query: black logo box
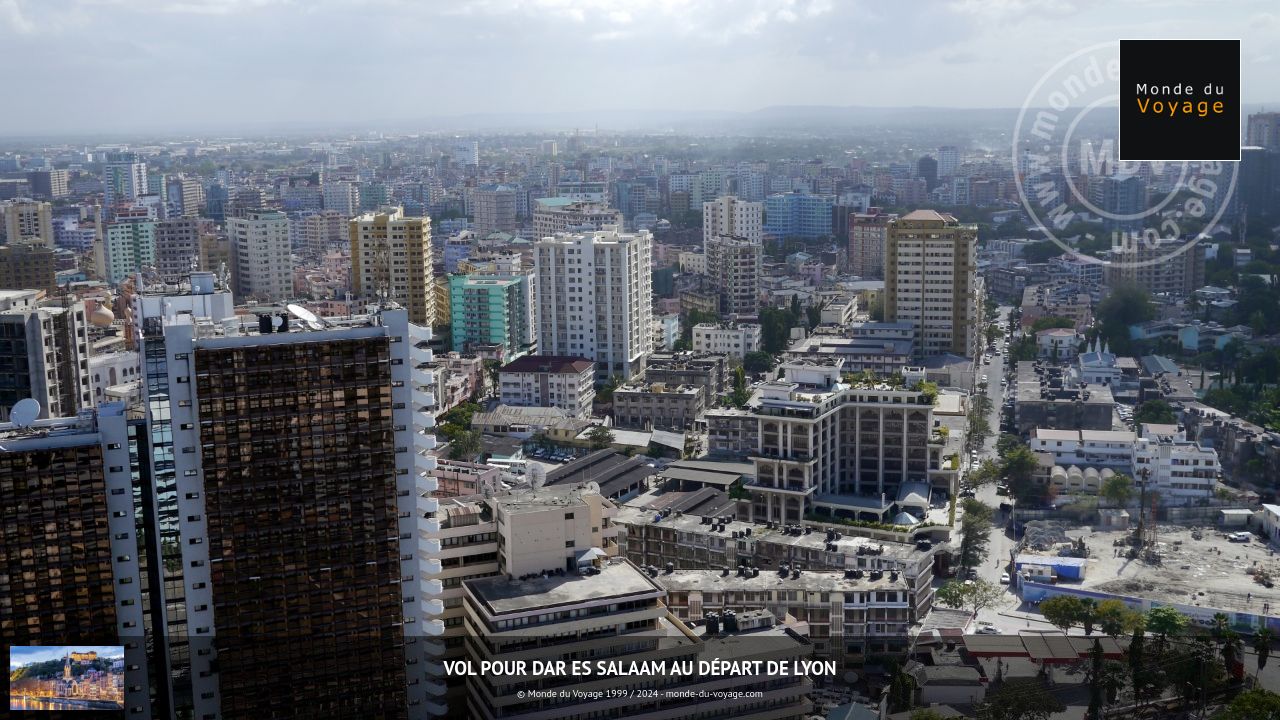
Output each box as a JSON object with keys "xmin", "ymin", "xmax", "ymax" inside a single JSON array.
[{"xmin": 1119, "ymin": 39, "xmax": 1241, "ymax": 162}]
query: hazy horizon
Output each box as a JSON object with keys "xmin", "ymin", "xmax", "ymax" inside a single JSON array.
[{"xmin": 3, "ymin": 0, "xmax": 1280, "ymax": 136}]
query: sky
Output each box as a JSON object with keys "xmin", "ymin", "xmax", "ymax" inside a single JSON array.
[
  {"xmin": 10, "ymin": 646, "xmax": 125, "ymax": 669},
  {"xmin": 1, "ymin": 0, "xmax": 1279, "ymax": 135}
]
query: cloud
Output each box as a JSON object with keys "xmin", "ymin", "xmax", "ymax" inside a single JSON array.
[{"xmin": 0, "ymin": 0, "xmax": 34, "ymax": 33}]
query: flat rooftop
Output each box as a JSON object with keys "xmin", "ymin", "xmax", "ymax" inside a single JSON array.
[
  {"xmin": 658, "ymin": 569, "xmax": 907, "ymax": 594},
  {"xmin": 1050, "ymin": 526, "xmax": 1280, "ymax": 616},
  {"xmin": 466, "ymin": 559, "xmax": 663, "ymax": 616}
]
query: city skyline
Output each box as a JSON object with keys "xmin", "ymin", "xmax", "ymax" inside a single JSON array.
[
  {"xmin": 9, "ymin": 646, "xmax": 124, "ymax": 670},
  {"xmin": 2, "ymin": 0, "xmax": 1280, "ymax": 135}
]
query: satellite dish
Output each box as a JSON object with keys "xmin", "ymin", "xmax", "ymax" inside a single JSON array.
[
  {"xmin": 9, "ymin": 398, "xmax": 40, "ymax": 429},
  {"xmin": 271, "ymin": 314, "xmax": 285, "ymax": 329},
  {"xmin": 583, "ymin": 481, "xmax": 600, "ymax": 495},
  {"xmin": 287, "ymin": 303, "xmax": 327, "ymax": 330}
]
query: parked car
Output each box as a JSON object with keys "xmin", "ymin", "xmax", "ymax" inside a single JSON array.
[{"xmin": 1000, "ymin": 572, "xmax": 1011, "ymax": 584}]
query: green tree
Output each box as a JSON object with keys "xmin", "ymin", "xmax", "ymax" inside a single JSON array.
[
  {"xmin": 728, "ymin": 366, "xmax": 751, "ymax": 408},
  {"xmin": 996, "ymin": 433, "xmax": 1023, "ymax": 457},
  {"xmin": 448, "ymin": 429, "xmax": 482, "ymax": 460},
  {"xmin": 1030, "ymin": 316, "xmax": 1075, "ymax": 332},
  {"xmin": 976, "ymin": 678, "xmax": 1066, "ymax": 720},
  {"xmin": 586, "ymin": 425, "xmax": 615, "ymax": 450},
  {"xmin": 1002, "ymin": 445, "xmax": 1044, "ymax": 505},
  {"xmin": 1095, "ymin": 282, "xmax": 1155, "ymax": 354},
  {"xmin": 1100, "ymin": 473, "xmax": 1135, "ymax": 508},
  {"xmin": 743, "ymin": 351, "xmax": 774, "ymax": 374},
  {"xmin": 936, "ymin": 579, "xmax": 1004, "ymax": 616},
  {"xmin": 1040, "ymin": 595, "xmax": 1086, "ymax": 633},
  {"xmin": 596, "ymin": 375, "xmax": 622, "ymax": 404},
  {"xmin": 868, "ymin": 295, "xmax": 885, "ymax": 322},
  {"xmin": 958, "ymin": 498, "xmax": 993, "ymax": 570},
  {"xmin": 1133, "ymin": 399, "xmax": 1177, "ymax": 426},
  {"xmin": 1146, "ymin": 606, "xmax": 1189, "ymax": 648},
  {"xmin": 1094, "ymin": 599, "xmax": 1142, "ymax": 638},
  {"xmin": 909, "ymin": 711, "xmax": 947, "ymax": 720},
  {"xmin": 1086, "ymin": 639, "xmax": 1105, "ymax": 720},
  {"xmin": 1217, "ymin": 688, "xmax": 1280, "ymax": 720},
  {"xmin": 968, "ymin": 458, "xmax": 1001, "ymax": 488}
]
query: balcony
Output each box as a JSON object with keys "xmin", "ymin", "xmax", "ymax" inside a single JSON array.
[
  {"xmin": 409, "ymin": 324, "xmax": 432, "ymax": 344},
  {"xmin": 420, "ymin": 577, "xmax": 443, "ymax": 595},
  {"xmin": 416, "ymin": 412, "xmax": 435, "ymax": 429},
  {"xmin": 424, "ymin": 598, "xmax": 445, "ymax": 615},
  {"xmin": 418, "ymin": 456, "xmax": 438, "ymax": 472},
  {"xmin": 424, "ymin": 661, "xmax": 444, "ymax": 676},
  {"xmin": 411, "ymin": 346, "xmax": 434, "ymax": 364},
  {"xmin": 422, "ymin": 558, "xmax": 443, "ymax": 575},
  {"xmin": 412, "ymin": 366, "xmax": 436, "ymax": 386},
  {"xmin": 418, "ymin": 494, "xmax": 439, "ymax": 514},
  {"xmin": 421, "ymin": 517, "xmax": 441, "ymax": 534},
  {"xmin": 422, "ymin": 538, "xmax": 442, "ymax": 555},
  {"xmin": 424, "ymin": 619, "xmax": 446, "ymax": 636},
  {"xmin": 423, "ymin": 679, "xmax": 447, "ymax": 697},
  {"xmin": 424, "ymin": 699, "xmax": 448, "ymax": 716},
  {"xmin": 415, "ymin": 431, "xmax": 438, "ymax": 451},
  {"xmin": 412, "ymin": 389, "xmax": 436, "ymax": 408},
  {"xmin": 420, "ymin": 475, "xmax": 439, "ymax": 492}
]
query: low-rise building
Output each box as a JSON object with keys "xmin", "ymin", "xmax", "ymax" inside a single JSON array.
[
  {"xmin": 691, "ymin": 322, "xmax": 761, "ymax": 359},
  {"xmin": 614, "ymin": 382, "xmax": 706, "ymax": 431},
  {"xmin": 1036, "ymin": 327, "xmax": 1081, "ymax": 360},
  {"xmin": 498, "ymin": 355, "xmax": 595, "ymax": 418},
  {"xmin": 1133, "ymin": 422, "xmax": 1221, "ymax": 499},
  {"xmin": 645, "ymin": 351, "xmax": 729, "ymax": 398},
  {"xmin": 1013, "ymin": 361, "xmax": 1115, "ymax": 435}
]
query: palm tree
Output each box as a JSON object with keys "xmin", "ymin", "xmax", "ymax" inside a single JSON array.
[
  {"xmin": 1222, "ymin": 630, "xmax": 1244, "ymax": 683},
  {"xmin": 1254, "ymin": 627, "xmax": 1275, "ymax": 680}
]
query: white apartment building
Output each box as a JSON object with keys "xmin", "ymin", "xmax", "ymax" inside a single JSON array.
[
  {"xmin": 703, "ymin": 195, "xmax": 763, "ymax": 247},
  {"xmin": 227, "ymin": 209, "xmax": 291, "ymax": 302},
  {"xmin": 535, "ymin": 227, "xmax": 653, "ymax": 382},
  {"xmin": 1030, "ymin": 429, "xmax": 1136, "ymax": 471},
  {"xmin": 1134, "ymin": 423, "xmax": 1221, "ymax": 499},
  {"xmin": 678, "ymin": 250, "xmax": 706, "ymax": 274},
  {"xmin": 691, "ymin": 322, "xmax": 761, "ymax": 359},
  {"xmin": 885, "ymin": 210, "xmax": 980, "ymax": 358},
  {"xmin": 323, "ymin": 181, "xmax": 359, "ymax": 217},
  {"xmin": 498, "ymin": 355, "xmax": 595, "ymax": 418}
]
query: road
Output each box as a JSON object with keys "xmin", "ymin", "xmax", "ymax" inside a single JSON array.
[{"xmin": 951, "ymin": 305, "xmax": 1032, "ymax": 631}]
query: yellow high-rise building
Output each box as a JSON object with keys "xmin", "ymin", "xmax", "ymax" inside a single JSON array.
[
  {"xmin": 885, "ymin": 209, "xmax": 981, "ymax": 359},
  {"xmin": 349, "ymin": 207, "xmax": 435, "ymax": 326}
]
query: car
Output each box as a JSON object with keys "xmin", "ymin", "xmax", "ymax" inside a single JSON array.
[
  {"xmin": 1000, "ymin": 572, "xmax": 1011, "ymax": 584},
  {"xmin": 959, "ymin": 489, "xmax": 976, "ymax": 498},
  {"xmin": 981, "ymin": 375, "xmax": 989, "ymax": 383},
  {"xmin": 1228, "ymin": 532, "xmax": 1252, "ymax": 543},
  {"xmin": 975, "ymin": 626, "xmax": 1003, "ymax": 635}
]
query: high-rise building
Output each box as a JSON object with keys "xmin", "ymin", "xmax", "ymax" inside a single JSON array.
[
  {"xmin": 0, "ymin": 243, "xmax": 57, "ymax": 292},
  {"xmin": 228, "ymin": 209, "xmax": 292, "ymax": 301},
  {"xmin": 350, "ymin": 207, "xmax": 436, "ymax": 326},
  {"xmin": 535, "ymin": 228, "xmax": 653, "ymax": 382},
  {"xmin": 323, "ymin": 180, "xmax": 360, "ymax": 217},
  {"xmin": 130, "ymin": 279, "xmax": 442, "ymax": 718},
  {"xmin": 702, "ymin": 195, "xmax": 763, "ymax": 247},
  {"xmin": 471, "ymin": 184, "xmax": 518, "ymax": 236},
  {"xmin": 0, "ymin": 402, "xmax": 152, "ymax": 717},
  {"xmin": 103, "ymin": 152, "xmax": 148, "ymax": 219},
  {"xmin": 937, "ymin": 146, "xmax": 959, "ymax": 178},
  {"xmin": 531, "ymin": 198, "xmax": 623, "ymax": 238},
  {"xmin": 1103, "ymin": 237, "xmax": 1205, "ymax": 298},
  {"xmin": 764, "ymin": 192, "xmax": 835, "ymax": 239},
  {"xmin": 298, "ymin": 209, "xmax": 347, "ymax": 256},
  {"xmin": 0, "ymin": 294, "xmax": 91, "ymax": 419},
  {"xmin": 916, "ymin": 155, "xmax": 939, "ymax": 191},
  {"xmin": 705, "ymin": 235, "xmax": 762, "ymax": 318},
  {"xmin": 1, "ymin": 198, "xmax": 53, "ymax": 246},
  {"xmin": 104, "ymin": 220, "xmax": 157, "ymax": 284},
  {"xmin": 848, "ymin": 207, "xmax": 895, "ymax": 280},
  {"xmin": 1239, "ymin": 146, "xmax": 1280, "ymax": 221},
  {"xmin": 1090, "ymin": 174, "xmax": 1145, "ymax": 232},
  {"xmin": 885, "ymin": 209, "xmax": 980, "ymax": 358},
  {"xmin": 1247, "ymin": 111, "xmax": 1280, "ymax": 150},
  {"xmin": 453, "ymin": 140, "xmax": 479, "ymax": 167},
  {"xmin": 164, "ymin": 174, "xmax": 205, "ymax": 218},
  {"xmin": 447, "ymin": 273, "xmax": 535, "ymax": 361},
  {"xmin": 26, "ymin": 168, "xmax": 69, "ymax": 199},
  {"xmin": 153, "ymin": 217, "xmax": 201, "ymax": 283}
]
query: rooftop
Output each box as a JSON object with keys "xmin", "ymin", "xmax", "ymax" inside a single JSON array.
[
  {"xmin": 499, "ymin": 355, "xmax": 593, "ymax": 375},
  {"xmin": 657, "ymin": 568, "xmax": 907, "ymax": 594},
  {"xmin": 465, "ymin": 559, "xmax": 664, "ymax": 616}
]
